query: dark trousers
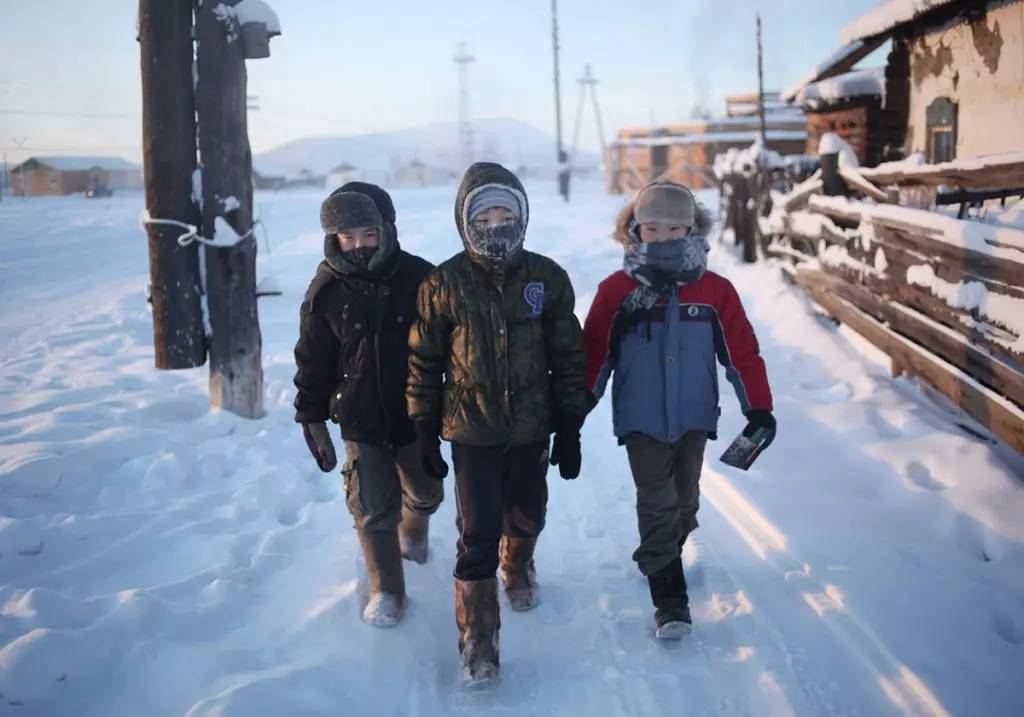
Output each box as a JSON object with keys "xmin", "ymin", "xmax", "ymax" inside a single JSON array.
[
  {"xmin": 451, "ymin": 441, "xmax": 550, "ymax": 581},
  {"xmin": 342, "ymin": 441, "xmax": 444, "ymax": 535},
  {"xmin": 624, "ymin": 430, "xmax": 707, "ymax": 576}
]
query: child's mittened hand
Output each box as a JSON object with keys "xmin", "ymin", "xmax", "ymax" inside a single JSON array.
[
  {"xmin": 302, "ymin": 422, "xmax": 338, "ymax": 472},
  {"xmin": 550, "ymin": 417, "xmax": 584, "ymax": 480},
  {"xmin": 742, "ymin": 410, "xmax": 776, "ymax": 437}
]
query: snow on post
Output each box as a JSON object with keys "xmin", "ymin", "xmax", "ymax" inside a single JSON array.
[{"xmin": 213, "ymin": 0, "xmax": 281, "ymax": 58}]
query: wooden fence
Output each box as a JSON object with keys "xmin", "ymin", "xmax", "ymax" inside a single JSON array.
[{"xmin": 727, "ymin": 148, "xmax": 1024, "ymax": 457}]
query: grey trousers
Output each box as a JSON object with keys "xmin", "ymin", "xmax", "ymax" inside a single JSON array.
[
  {"xmin": 624, "ymin": 430, "xmax": 708, "ymax": 576},
  {"xmin": 341, "ymin": 441, "xmax": 443, "ymax": 535}
]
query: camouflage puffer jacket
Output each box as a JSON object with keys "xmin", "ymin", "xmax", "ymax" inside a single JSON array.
[{"xmin": 406, "ymin": 163, "xmax": 590, "ymax": 447}]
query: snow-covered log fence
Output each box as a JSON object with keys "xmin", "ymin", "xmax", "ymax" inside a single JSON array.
[{"xmin": 755, "ymin": 144, "xmax": 1024, "ymax": 455}]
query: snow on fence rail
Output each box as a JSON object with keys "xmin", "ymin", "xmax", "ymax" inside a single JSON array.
[{"xmin": 722, "ymin": 140, "xmax": 1024, "ymax": 456}]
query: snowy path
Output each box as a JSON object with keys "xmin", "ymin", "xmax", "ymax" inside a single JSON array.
[{"xmin": 1, "ymin": 183, "xmax": 1023, "ymax": 717}]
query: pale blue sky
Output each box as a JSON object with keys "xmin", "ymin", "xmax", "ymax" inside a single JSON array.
[{"xmin": 0, "ymin": 0, "xmax": 884, "ymax": 165}]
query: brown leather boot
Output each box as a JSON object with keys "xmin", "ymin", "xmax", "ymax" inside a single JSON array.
[
  {"xmin": 498, "ymin": 536, "xmax": 539, "ymax": 612},
  {"xmin": 359, "ymin": 530, "xmax": 406, "ymax": 628},
  {"xmin": 398, "ymin": 507, "xmax": 430, "ymax": 564},
  {"xmin": 454, "ymin": 578, "xmax": 500, "ymax": 686}
]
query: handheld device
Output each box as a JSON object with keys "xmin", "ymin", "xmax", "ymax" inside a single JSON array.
[{"xmin": 719, "ymin": 425, "xmax": 776, "ymax": 471}]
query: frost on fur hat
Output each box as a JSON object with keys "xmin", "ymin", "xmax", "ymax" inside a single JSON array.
[
  {"xmin": 466, "ymin": 185, "xmax": 524, "ymax": 223},
  {"xmin": 633, "ymin": 181, "xmax": 697, "ymax": 227},
  {"xmin": 319, "ymin": 191, "xmax": 384, "ymax": 235}
]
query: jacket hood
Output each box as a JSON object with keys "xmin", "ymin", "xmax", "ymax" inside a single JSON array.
[
  {"xmin": 454, "ymin": 162, "xmax": 530, "ymax": 244},
  {"xmin": 611, "ymin": 186, "xmax": 714, "ymax": 245}
]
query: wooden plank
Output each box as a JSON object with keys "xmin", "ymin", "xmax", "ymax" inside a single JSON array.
[
  {"xmin": 811, "ymin": 256, "xmax": 1023, "ymax": 368},
  {"xmin": 794, "ymin": 276, "xmax": 1024, "ymax": 455},
  {"xmin": 861, "ymin": 153, "xmax": 1024, "ymax": 191},
  {"xmin": 795, "ymin": 269, "xmax": 1024, "ymax": 409},
  {"xmin": 808, "ymin": 197, "xmax": 1024, "ymax": 285}
]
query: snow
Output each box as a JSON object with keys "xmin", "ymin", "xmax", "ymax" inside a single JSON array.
[
  {"xmin": 232, "ymin": 0, "xmax": 281, "ymax": 35},
  {"xmin": 2, "ymin": 183, "xmax": 1024, "ymax": 716},
  {"xmin": 797, "ymin": 68, "xmax": 887, "ymax": 106},
  {"xmin": 818, "ymin": 132, "xmax": 860, "ymax": 168},
  {"xmin": 712, "ymin": 142, "xmax": 787, "ymax": 180},
  {"xmin": 840, "ymin": 0, "xmax": 958, "ymax": 45},
  {"xmin": 809, "ymin": 194, "xmax": 1024, "ymax": 267},
  {"xmin": 905, "ymin": 265, "xmax": 1024, "ymax": 352},
  {"xmin": 781, "ymin": 40, "xmax": 869, "ymax": 103},
  {"xmin": 862, "ymin": 150, "xmax": 1024, "ymax": 185}
]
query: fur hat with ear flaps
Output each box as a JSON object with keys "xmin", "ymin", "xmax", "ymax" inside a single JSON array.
[{"xmin": 612, "ymin": 180, "xmax": 714, "ymax": 245}]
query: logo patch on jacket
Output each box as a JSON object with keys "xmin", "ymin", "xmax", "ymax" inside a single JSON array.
[{"xmin": 524, "ymin": 282, "xmax": 545, "ymax": 317}]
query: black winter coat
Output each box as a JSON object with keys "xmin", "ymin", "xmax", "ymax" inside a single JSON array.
[{"xmin": 294, "ymin": 243, "xmax": 433, "ymax": 448}]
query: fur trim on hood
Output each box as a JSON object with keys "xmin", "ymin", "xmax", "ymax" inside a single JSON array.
[{"xmin": 611, "ymin": 183, "xmax": 714, "ymax": 245}]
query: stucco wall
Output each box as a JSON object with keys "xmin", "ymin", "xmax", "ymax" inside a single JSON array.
[{"xmin": 907, "ymin": 0, "xmax": 1024, "ymax": 159}]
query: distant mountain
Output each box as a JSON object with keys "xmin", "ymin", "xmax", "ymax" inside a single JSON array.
[{"xmin": 253, "ymin": 118, "xmax": 601, "ymax": 179}]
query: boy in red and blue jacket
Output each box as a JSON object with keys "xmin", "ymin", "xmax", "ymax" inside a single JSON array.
[{"xmin": 583, "ymin": 180, "xmax": 775, "ymax": 638}]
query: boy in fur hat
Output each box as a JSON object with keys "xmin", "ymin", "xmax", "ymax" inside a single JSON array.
[
  {"xmin": 294, "ymin": 182, "xmax": 443, "ymax": 628},
  {"xmin": 583, "ymin": 180, "xmax": 774, "ymax": 638},
  {"xmin": 407, "ymin": 162, "xmax": 590, "ymax": 685}
]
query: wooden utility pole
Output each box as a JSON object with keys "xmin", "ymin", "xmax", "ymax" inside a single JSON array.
[
  {"xmin": 138, "ymin": 0, "xmax": 206, "ymax": 369},
  {"xmin": 195, "ymin": 0, "xmax": 264, "ymax": 419},
  {"xmin": 551, "ymin": 0, "xmax": 569, "ymax": 202},
  {"xmin": 755, "ymin": 14, "xmax": 768, "ymax": 147}
]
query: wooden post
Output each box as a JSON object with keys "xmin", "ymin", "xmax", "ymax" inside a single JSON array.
[
  {"xmin": 821, "ymin": 152, "xmax": 844, "ymax": 196},
  {"xmin": 138, "ymin": 0, "xmax": 206, "ymax": 370},
  {"xmin": 195, "ymin": 0, "xmax": 264, "ymax": 419}
]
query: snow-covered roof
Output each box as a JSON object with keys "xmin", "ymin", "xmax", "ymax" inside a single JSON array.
[
  {"xmin": 840, "ymin": 0, "xmax": 957, "ymax": 45},
  {"xmin": 797, "ymin": 68, "xmax": 887, "ymax": 107},
  {"xmin": 328, "ymin": 162, "xmax": 358, "ymax": 173},
  {"xmin": 16, "ymin": 156, "xmax": 140, "ymax": 173},
  {"xmin": 612, "ymin": 129, "xmax": 807, "ymax": 148}
]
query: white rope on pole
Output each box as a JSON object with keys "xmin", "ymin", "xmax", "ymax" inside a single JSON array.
[{"xmin": 139, "ymin": 209, "xmax": 261, "ymax": 247}]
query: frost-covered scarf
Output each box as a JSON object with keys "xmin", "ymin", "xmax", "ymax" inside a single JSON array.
[{"xmin": 622, "ymin": 227, "xmax": 710, "ymax": 310}]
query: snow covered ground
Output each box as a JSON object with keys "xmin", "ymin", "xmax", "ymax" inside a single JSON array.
[{"xmin": 1, "ymin": 181, "xmax": 1023, "ymax": 717}]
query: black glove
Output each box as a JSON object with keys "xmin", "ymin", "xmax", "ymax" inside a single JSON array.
[
  {"xmin": 742, "ymin": 409, "xmax": 777, "ymax": 438},
  {"xmin": 302, "ymin": 422, "xmax": 338, "ymax": 472},
  {"xmin": 549, "ymin": 412, "xmax": 584, "ymax": 480},
  {"xmin": 414, "ymin": 418, "xmax": 449, "ymax": 480}
]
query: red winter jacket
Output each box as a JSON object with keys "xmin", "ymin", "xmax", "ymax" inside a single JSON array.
[{"xmin": 583, "ymin": 269, "xmax": 772, "ymax": 442}]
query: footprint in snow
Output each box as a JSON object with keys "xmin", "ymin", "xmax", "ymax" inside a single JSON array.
[
  {"xmin": 905, "ymin": 462, "xmax": 945, "ymax": 492},
  {"xmin": 990, "ymin": 606, "xmax": 1023, "ymax": 645}
]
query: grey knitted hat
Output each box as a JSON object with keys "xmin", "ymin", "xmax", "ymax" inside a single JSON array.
[
  {"xmin": 320, "ymin": 191, "xmax": 384, "ymax": 235},
  {"xmin": 466, "ymin": 185, "xmax": 524, "ymax": 224},
  {"xmin": 633, "ymin": 181, "xmax": 696, "ymax": 227}
]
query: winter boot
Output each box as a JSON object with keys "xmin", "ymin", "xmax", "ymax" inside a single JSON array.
[
  {"xmin": 647, "ymin": 556, "xmax": 692, "ymax": 639},
  {"xmin": 454, "ymin": 578, "xmax": 501, "ymax": 686},
  {"xmin": 398, "ymin": 507, "xmax": 430, "ymax": 564},
  {"xmin": 498, "ymin": 536, "xmax": 539, "ymax": 612},
  {"xmin": 359, "ymin": 530, "xmax": 406, "ymax": 628}
]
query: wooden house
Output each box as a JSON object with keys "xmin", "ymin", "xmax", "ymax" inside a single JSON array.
[
  {"xmin": 10, "ymin": 156, "xmax": 142, "ymax": 197},
  {"xmin": 605, "ymin": 93, "xmax": 807, "ymax": 194},
  {"xmin": 325, "ymin": 162, "xmax": 361, "ymax": 188},
  {"xmin": 783, "ymin": 0, "xmax": 1024, "ymax": 165},
  {"xmin": 791, "ymin": 68, "xmax": 887, "ymax": 166}
]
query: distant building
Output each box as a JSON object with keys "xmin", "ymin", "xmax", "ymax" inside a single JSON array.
[
  {"xmin": 605, "ymin": 93, "xmax": 807, "ymax": 194},
  {"xmin": 325, "ymin": 162, "xmax": 362, "ymax": 188},
  {"xmin": 252, "ymin": 167, "xmax": 286, "ymax": 191},
  {"xmin": 10, "ymin": 156, "xmax": 142, "ymax": 196},
  {"xmin": 284, "ymin": 168, "xmax": 325, "ymax": 189},
  {"xmin": 390, "ymin": 159, "xmax": 457, "ymax": 188},
  {"xmin": 783, "ymin": 0, "xmax": 1024, "ymax": 165},
  {"xmin": 792, "ymin": 69, "xmax": 887, "ymax": 166}
]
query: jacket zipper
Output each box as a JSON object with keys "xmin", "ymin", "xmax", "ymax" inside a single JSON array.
[{"xmin": 373, "ymin": 284, "xmax": 392, "ymax": 446}]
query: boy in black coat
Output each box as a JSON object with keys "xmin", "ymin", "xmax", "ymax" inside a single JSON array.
[{"xmin": 293, "ymin": 182, "xmax": 442, "ymax": 628}]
